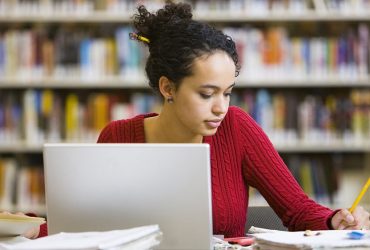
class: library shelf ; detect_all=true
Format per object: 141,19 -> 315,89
1,141 -> 370,154
236,77 -> 370,88
0,12 -> 132,23
0,77 -> 148,89
195,12 -> 370,22
1,77 -> 370,89
0,205 -> 47,216
1,12 -> 370,23
0,143 -> 44,153
274,142 -> 370,153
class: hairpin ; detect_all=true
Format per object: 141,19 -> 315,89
129,32 -> 150,44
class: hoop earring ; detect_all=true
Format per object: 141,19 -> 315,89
167,97 -> 174,103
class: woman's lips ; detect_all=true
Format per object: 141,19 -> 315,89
205,120 -> 222,128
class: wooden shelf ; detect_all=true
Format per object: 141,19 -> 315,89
0,77 -> 148,89
236,77 -> 370,88
0,12 -> 132,23
2,141 -> 370,153
0,143 -> 44,153
0,205 -> 47,216
1,11 -> 370,23
0,76 -> 369,89
274,142 -> 370,153
195,11 -> 370,22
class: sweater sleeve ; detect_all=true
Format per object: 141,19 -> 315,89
97,121 -> 117,143
38,223 -> 48,237
232,107 -> 336,231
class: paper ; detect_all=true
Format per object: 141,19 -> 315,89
253,230 -> 370,250
0,214 -> 45,222
0,214 -> 45,236
248,226 -> 282,234
0,225 -> 161,250
0,237 -> 30,245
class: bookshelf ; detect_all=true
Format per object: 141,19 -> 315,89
0,0 -> 370,22
3,140 -> 370,154
2,12 -> 370,23
0,0 -> 370,214
1,77 -> 370,88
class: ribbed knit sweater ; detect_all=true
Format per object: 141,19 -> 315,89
39,107 -> 335,237
38,106 -> 336,238
95,106 -> 336,237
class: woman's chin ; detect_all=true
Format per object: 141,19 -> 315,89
201,128 -> 218,137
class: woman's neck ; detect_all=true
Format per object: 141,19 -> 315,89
144,110 -> 202,143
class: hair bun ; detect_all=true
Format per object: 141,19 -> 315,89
157,2 -> 192,21
133,2 -> 193,45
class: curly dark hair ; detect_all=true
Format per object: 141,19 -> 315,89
132,1 -> 240,92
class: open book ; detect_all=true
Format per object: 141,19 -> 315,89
0,214 -> 45,236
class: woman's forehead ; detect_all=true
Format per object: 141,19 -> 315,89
188,53 -> 236,81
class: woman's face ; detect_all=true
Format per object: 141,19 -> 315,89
171,51 -> 236,137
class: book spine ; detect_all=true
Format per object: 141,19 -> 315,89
16,164 -> 45,213
23,90 -> 40,144
0,24 -> 369,82
65,94 -> 79,141
237,89 -> 370,145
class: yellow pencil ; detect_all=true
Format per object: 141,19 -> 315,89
349,177 -> 370,213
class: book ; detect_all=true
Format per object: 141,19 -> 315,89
0,225 -> 162,250
0,214 -> 45,237
0,159 -> 17,211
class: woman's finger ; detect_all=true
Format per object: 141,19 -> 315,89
333,209 -> 356,229
352,206 -> 370,228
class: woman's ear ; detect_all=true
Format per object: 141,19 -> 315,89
158,76 -> 175,102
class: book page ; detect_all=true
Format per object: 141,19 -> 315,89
254,230 -> 370,249
0,225 -> 161,250
0,214 -> 44,222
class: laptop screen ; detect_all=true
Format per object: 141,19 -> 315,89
43,143 -> 212,250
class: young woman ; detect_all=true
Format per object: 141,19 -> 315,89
96,1 -> 370,238
17,1 -> 370,239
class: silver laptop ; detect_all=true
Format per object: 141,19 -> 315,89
43,143 -> 213,250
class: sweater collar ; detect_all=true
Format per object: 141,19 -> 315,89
134,113 -> 211,144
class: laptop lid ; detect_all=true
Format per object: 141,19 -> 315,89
43,143 -> 213,250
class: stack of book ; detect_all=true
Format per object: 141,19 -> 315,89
0,215 -> 162,250
0,213 -> 45,237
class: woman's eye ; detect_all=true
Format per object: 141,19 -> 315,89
225,92 -> 232,97
200,93 -> 212,99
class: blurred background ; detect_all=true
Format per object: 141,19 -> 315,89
0,0 -> 369,216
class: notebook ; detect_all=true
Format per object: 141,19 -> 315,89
43,143 -> 213,250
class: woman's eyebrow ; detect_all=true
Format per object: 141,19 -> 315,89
199,83 -> 235,90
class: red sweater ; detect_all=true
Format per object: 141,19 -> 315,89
96,106 -> 335,237
39,106 -> 335,238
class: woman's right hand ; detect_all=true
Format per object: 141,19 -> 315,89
331,206 -> 370,230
